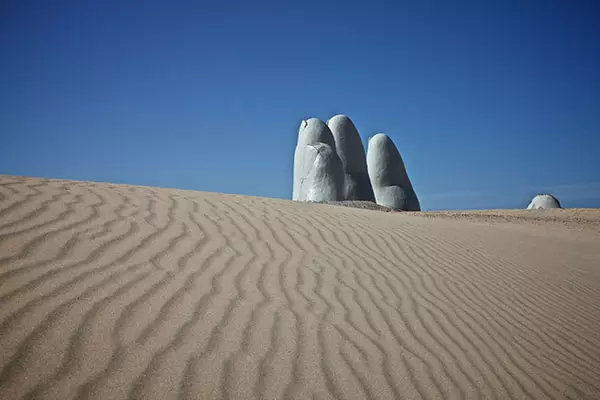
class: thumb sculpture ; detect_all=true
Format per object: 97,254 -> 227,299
293,114 -> 420,211
527,194 -> 562,209
367,133 -> 421,211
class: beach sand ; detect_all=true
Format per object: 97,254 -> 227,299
1,175 -> 599,400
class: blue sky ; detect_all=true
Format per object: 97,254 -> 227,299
1,0 -> 599,210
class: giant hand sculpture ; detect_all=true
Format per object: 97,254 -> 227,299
527,194 -> 561,209
293,114 -> 420,211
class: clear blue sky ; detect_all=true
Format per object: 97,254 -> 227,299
2,1 -> 599,210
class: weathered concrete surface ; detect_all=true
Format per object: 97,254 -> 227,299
298,143 -> 343,202
293,118 -> 337,200
527,194 -> 562,209
367,133 -> 420,211
293,117 -> 420,210
327,115 -> 375,202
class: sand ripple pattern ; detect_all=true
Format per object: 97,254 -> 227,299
1,175 -> 599,400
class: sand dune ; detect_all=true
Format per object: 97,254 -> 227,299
1,175 -> 599,400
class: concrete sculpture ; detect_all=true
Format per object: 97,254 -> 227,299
527,194 -> 561,209
367,133 -> 421,211
293,115 -> 420,211
327,115 -> 375,202
298,143 -> 344,202
292,118 -> 343,201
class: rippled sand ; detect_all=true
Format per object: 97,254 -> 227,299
1,175 -> 599,400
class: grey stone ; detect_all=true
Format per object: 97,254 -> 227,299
527,194 -> 562,209
367,133 -> 420,211
298,143 -> 344,202
327,115 -> 375,202
292,117 -> 421,211
293,118 -> 336,200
